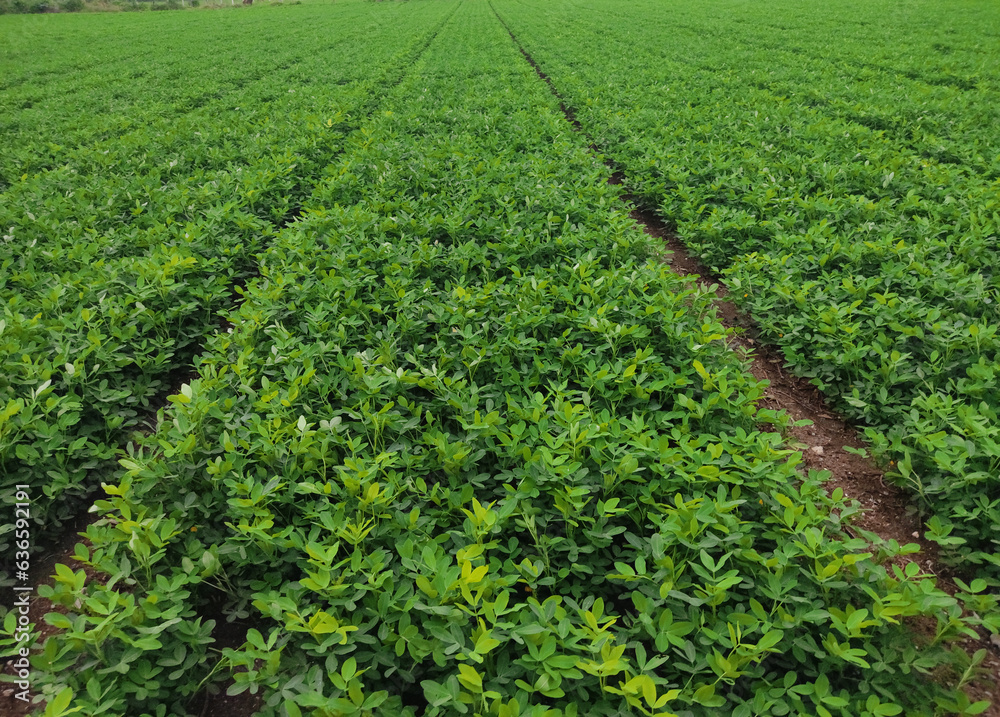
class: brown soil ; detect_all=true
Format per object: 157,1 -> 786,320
189,670 -> 264,717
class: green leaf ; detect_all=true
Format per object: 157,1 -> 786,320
457,664 -> 483,693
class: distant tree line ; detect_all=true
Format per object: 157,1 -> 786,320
0,0 -> 83,13
0,0 -> 215,13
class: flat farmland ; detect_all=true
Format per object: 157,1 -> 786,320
1,0 -> 999,715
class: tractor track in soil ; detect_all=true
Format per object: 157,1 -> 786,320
489,3 -> 1000,712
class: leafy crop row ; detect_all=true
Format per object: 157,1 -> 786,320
0,3 -> 441,186
0,0 -> 456,576
493,0 -> 1000,579
26,2 -> 985,715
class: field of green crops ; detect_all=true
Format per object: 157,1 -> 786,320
1,0 -> 999,715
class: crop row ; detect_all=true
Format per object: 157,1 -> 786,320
576,0 -> 1000,174
493,0 -> 1000,579
0,0 -> 457,575
0,3 -> 432,186
30,3 -> 982,716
